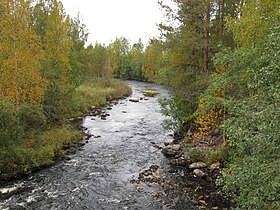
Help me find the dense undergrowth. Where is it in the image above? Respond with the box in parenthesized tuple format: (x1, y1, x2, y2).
(0, 78, 131, 180)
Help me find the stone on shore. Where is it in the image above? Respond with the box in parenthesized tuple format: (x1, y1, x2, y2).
(162, 144, 181, 157)
(189, 162, 207, 169)
(209, 162, 221, 170)
(193, 169, 206, 178)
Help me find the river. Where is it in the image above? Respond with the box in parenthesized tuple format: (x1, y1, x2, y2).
(0, 81, 199, 210)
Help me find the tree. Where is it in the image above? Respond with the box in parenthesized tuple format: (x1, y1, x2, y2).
(129, 39, 144, 80)
(227, 0, 279, 48)
(68, 12, 88, 86)
(82, 43, 110, 78)
(41, 0, 73, 120)
(108, 37, 131, 78)
(142, 40, 163, 82)
(200, 1, 280, 208)
(0, 0, 47, 106)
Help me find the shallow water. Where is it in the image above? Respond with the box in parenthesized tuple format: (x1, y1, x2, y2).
(0, 81, 198, 210)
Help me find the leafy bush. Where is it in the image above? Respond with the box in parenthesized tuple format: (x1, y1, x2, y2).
(17, 104, 46, 131)
(185, 147, 205, 162)
(0, 141, 54, 176)
(183, 142, 227, 165)
(160, 97, 193, 132)
(0, 101, 23, 144)
(39, 128, 81, 152)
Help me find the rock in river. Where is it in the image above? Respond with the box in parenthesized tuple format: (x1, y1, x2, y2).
(129, 98, 140, 102)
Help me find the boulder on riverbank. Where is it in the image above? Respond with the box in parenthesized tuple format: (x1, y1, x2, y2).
(193, 169, 206, 178)
(162, 144, 181, 157)
(189, 162, 207, 169)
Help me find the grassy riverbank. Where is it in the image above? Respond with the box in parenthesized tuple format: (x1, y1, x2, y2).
(0, 78, 131, 180)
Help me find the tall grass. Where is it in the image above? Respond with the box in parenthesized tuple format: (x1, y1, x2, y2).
(70, 78, 131, 117)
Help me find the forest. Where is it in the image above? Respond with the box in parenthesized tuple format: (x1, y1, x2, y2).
(1, 0, 280, 209)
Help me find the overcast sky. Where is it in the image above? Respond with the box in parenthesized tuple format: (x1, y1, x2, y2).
(60, 0, 172, 46)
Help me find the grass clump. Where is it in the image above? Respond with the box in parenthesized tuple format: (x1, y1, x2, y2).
(182, 137, 227, 165)
(144, 89, 158, 97)
(70, 78, 131, 117)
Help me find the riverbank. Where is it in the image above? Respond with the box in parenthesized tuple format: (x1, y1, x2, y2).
(0, 78, 131, 181)
(160, 133, 232, 209)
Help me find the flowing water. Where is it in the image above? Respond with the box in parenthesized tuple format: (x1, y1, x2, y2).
(0, 81, 198, 210)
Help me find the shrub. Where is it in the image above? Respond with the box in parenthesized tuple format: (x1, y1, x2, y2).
(17, 104, 46, 131)
(39, 128, 81, 151)
(160, 97, 192, 132)
(0, 101, 23, 144)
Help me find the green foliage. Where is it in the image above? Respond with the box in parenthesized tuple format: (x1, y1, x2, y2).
(68, 78, 132, 117)
(0, 137, 55, 176)
(0, 101, 23, 144)
(160, 97, 192, 132)
(17, 104, 46, 131)
(185, 147, 205, 163)
(68, 13, 88, 87)
(183, 142, 227, 165)
(39, 128, 80, 152)
(209, 14, 280, 209)
(142, 40, 164, 82)
(143, 90, 158, 97)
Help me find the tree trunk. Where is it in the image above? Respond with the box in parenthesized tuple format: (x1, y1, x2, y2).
(204, 0, 210, 74)
(220, 0, 225, 38)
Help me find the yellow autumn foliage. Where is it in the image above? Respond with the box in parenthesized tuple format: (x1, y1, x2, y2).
(0, 0, 47, 106)
(194, 101, 223, 138)
(194, 66, 225, 139)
